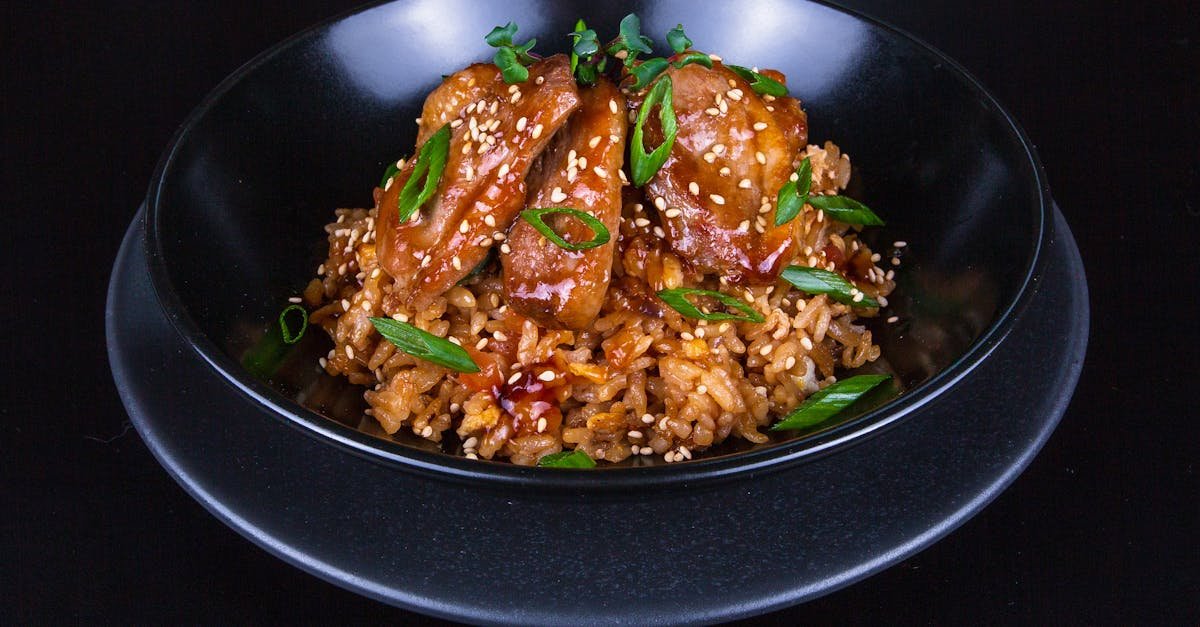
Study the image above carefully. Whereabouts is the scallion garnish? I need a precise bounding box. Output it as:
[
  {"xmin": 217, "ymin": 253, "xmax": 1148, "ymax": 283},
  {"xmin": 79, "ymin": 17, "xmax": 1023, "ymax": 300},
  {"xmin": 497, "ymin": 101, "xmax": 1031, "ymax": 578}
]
[
  {"xmin": 780, "ymin": 266, "xmax": 880, "ymax": 308},
  {"xmin": 606, "ymin": 13, "xmax": 654, "ymax": 68},
  {"xmin": 520, "ymin": 207, "xmax": 611, "ymax": 251},
  {"xmin": 396, "ymin": 124, "xmax": 450, "ymax": 223},
  {"xmin": 770, "ymin": 374, "xmax": 891, "ymax": 430},
  {"xmin": 630, "ymin": 75, "xmax": 677, "ymax": 186},
  {"xmin": 726, "ymin": 64, "xmax": 788, "ymax": 97},
  {"xmin": 569, "ymin": 19, "xmax": 606, "ymax": 86},
  {"xmin": 666, "ymin": 24, "xmax": 691, "ymax": 54},
  {"xmin": 278, "ymin": 304, "xmax": 308, "ymax": 344},
  {"xmin": 656, "ymin": 287, "xmax": 765, "ymax": 323},
  {"xmin": 806, "ymin": 195, "xmax": 886, "ymax": 226},
  {"xmin": 485, "ymin": 22, "xmax": 539, "ymax": 83},
  {"xmin": 626, "ymin": 57, "xmax": 670, "ymax": 92},
  {"xmin": 369, "ymin": 317, "xmax": 480, "ymax": 373},
  {"xmin": 537, "ymin": 450, "xmax": 596, "ymax": 468},
  {"xmin": 379, "ymin": 158, "xmax": 403, "ymax": 189},
  {"xmin": 774, "ymin": 157, "xmax": 812, "ymax": 226},
  {"xmin": 671, "ymin": 51, "xmax": 712, "ymax": 70}
]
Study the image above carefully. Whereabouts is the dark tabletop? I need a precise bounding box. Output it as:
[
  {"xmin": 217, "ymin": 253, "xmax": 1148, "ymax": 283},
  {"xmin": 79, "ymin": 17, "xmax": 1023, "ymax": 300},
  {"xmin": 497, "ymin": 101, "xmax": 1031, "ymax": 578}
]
[{"xmin": 4, "ymin": 0, "xmax": 1197, "ymax": 623}]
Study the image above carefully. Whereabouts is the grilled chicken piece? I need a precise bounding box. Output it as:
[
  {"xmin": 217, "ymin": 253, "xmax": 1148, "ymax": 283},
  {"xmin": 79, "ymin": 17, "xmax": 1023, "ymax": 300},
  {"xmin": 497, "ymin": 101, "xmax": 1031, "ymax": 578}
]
[
  {"xmin": 640, "ymin": 61, "xmax": 808, "ymax": 284},
  {"xmin": 376, "ymin": 56, "xmax": 581, "ymax": 310},
  {"xmin": 501, "ymin": 78, "xmax": 628, "ymax": 329}
]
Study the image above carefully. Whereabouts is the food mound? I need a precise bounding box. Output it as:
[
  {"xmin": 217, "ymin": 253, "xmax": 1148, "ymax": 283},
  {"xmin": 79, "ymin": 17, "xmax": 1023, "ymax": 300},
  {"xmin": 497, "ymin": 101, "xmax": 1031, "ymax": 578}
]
[{"xmin": 295, "ymin": 16, "xmax": 900, "ymax": 467}]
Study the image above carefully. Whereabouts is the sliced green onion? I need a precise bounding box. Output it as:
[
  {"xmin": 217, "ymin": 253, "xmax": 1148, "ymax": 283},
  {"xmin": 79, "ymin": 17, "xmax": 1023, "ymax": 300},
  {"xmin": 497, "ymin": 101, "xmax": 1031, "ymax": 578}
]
[
  {"xmin": 770, "ymin": 374, "xmax": 891, "ymax": 431},
  {"xmin": 627, "ymin": 57, "xmax": 670, "ymax": 91},
  {"xmin": 397, "ymin": 124, "xmax": 450, "ymax": 223},
  {"xmin": 369, "ymin": 317, "xmax": 480, "ymax": 373},
  {"xmin": 630, "ymin": 75, "xmax": 677, "ymax": 186},
  {"xmin": 379, "ymin": 158, "xmax": 404, "ymax": 189},
  {"xmin": 806, "ymin": 195, "xmax": 886, "ymax": 226},
  {"xmin": 671, "ymin": 51, "xmax": 712, "ymax": 70},
  {"xmin": 666, "ymin": 24, "xmax": 692, "ymax": 54},
  {"xmin": 656, "ymin": 287, "xmax": 765, "ymax": 323},
  {"xmin": 774, "ymin": 157, "xmax": 812, "ymax": 226},
  {"xmin": 780, "ymin": 266, "xmax": 880, "ymax": 308},
  {"xmin": 726, "ymin": 64, "xmax": 788, "ymax": 97},
  {"xmin": 520, "ymin": 207, "xmax": 611, "ymax": 251},
  {"xmin": 278, "ymin": 304, "xmax": 308, "ymax": 344},
  {"xmin": 537, "ymin": 450, "xmax": 596, "ymax": 468}
]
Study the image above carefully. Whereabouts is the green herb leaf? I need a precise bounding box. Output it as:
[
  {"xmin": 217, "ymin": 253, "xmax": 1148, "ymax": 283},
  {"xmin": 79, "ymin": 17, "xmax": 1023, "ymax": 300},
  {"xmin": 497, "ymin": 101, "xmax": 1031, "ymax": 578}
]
[
  {"xmin": 521, "ymin": 207, "xmax": 611, "ymax": 251},
  {"xmin": 379, "ymin": 158, "xmax": 404, "ymax": 189},
  {"xmin": 397, "ymin": 124, "xmax": 450, "ymax": 223},
  {"xmin": 607, "ymin": 13, "xmax": 654, "ymax": 67},
  {"xmin": 569, "ymin": 19, "xmax": 606, "ymax": 85},
  {"xmin": 369, "ymin": 317, "xmax": 480, "ymax": 373},
  {"xmin": 627, "ymin": 57, "xmax": 670, "ymax": 91},
  {"xmin": 666, "ymin": 24, "xmax": 691, "ymax": 53},
  {"xmin": 806, "ymin": 195, "xmax": 885, "ymax": 226},
  {"xmin": 278, "ymin": 304, "xmax": 308, "ymax": 345},
  {"xmin": 770, "ymin": 374, "xmax": 891, "ymax": 430},
  {"xmin": 671, "ymin": 51, "xmax": 712, "ymax": 70},
  {"xmin": 774, "ymin": 157, "xmax": 812, "ymax": 226},
  {"xmin": 726, "ymin": 64, "xmax": 788, "ymax": 97},
  {"xmin": 485, "ymin": 22, "xmax": 518, "ymax": 47},
  {"xmin": 780, "ymin": 265, "xmax": 880, "ymax": 308},
  {"xmin": 630, "ymin": 75, "xmax": 677, "ymax": 186},
  {"xmin": 656, "ymin": 287, "xmax": 765, "ymax": 323},
  {"xmin": 537, "ymin": 450, "xmax": 596, "ymax": 468},
  {"xmin": 486, "ymin": 22, "xmax": 537, "ymax": 83}
]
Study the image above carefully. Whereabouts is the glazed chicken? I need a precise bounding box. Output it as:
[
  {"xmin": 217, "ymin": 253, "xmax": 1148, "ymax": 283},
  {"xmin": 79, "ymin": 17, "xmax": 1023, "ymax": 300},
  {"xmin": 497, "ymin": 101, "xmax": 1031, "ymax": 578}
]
[
  {"xmin": 501, "ymin": 77, "xmax": 628, "ymax": 329},
  {"xmin": 639, "ymin": 61, "xmax": 809, "ymax": 285},
  {"xmin": 375, "ymin": 55, "xmax": 581, "ymax": 310}
]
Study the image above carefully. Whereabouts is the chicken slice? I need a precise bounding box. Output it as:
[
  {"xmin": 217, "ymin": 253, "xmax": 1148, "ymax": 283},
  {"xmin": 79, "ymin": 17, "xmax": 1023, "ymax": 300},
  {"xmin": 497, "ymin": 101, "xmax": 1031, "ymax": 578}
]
[
  {"xmin": 501, "ymin": 78, "xmax": 628, "ymax": 329},
  {"xmin": 640, "ymin": 61, "xmax": 808, "ymax": 284},
  {"xmin": 375, "ymin": 56, "xmax": 581, "ymax": 311}
]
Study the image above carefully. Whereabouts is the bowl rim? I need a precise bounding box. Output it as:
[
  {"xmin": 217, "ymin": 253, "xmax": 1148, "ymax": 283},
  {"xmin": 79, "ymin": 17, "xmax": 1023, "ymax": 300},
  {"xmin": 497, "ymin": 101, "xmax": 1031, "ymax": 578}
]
[{"xmin": 141, "ymin": 0, "xmax": 1052, "ymax": 490}]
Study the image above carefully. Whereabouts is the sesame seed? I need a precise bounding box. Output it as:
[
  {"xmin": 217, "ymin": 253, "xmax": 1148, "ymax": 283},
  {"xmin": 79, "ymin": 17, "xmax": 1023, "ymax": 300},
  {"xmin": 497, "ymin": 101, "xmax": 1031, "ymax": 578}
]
[
  {"xmin": 642, "ymin": 413, "xmax": 655, "ymax": 424},
  {"xmin": 345, "ymin": 345, "xmax": 355, "ymax": 359},
  {"xmin": 705, "ymin": 107, "xmax": 720, "ymax": 116},
  {"xmin": 421, "ymin": 255, "xmax": 432, "ymax": 267},
  {"xmin": 719, "ymin": 166, "xmax": 731, "ymax": 177},
  {"xmin": 681, "ymin": 331, "xmax": 694, "ymax": 341},
  {"xmin": 415, "ymin": 117, "xmax": 423, "ymax": 124},
  {"xmin": 891, "ymin": 257, "xmax": 901, "ymax": 266},
  {"xmin": 703, "ymin": 152, "xmax": 717, "ymax": 163},
  {"xmin": 654, "ymin": 196, "xmax": 667, "ymax": 211},
  {"xmin": 801, "ymin": 337, "xmax": 814, "ymax": 350},
  {"xmin": 462, "ymin": 436, "xmax": 477, "ymax": 449},
  {"xmin": 421, "ymin": 425, "xmax": 433, "ymax": 438},
  {"xmin": 507, "ymin": 372, "xmax": 521, "ymax": 384},
  {"xmin": 634, "ymin": 217, "xmax": 651, "ymax": 227},
  {"xmin": 516, "ymin": 117, "xmax": 527, "ymax": 132},
  {"xmin": 536, "ymin": 75, "xmax": 545, "ymax": 85},
  {"xmin": 475, "ymin": 338, "xmax": 489, "ymax": 349},
  {"xmin": 538, "ymin": 370, "xmax": 555, "ymax": 382},
  {"xmin": 566, "ymin": 167, "xmax": 578, "ymax": 183},
  {"xmin": 628, "ymin": 430, "xmax": 643, "ymax": 439},
  {"xmin": 450, "ymin": 118, "xmax": 463, "ymax": 128},
  {"xmin": 894, "ymin": 240, "xmax": 908, "ymax": 248},
  {"xmin": 465, "ymin": 452, "xmax": 478, "ymax": 460},
  {"xmin": 678, "ymin": 446, "xmax": 692, "ymax": 460},
  {"xmin": 383, "ymin": 176, "xmax": 394, "ymax": 191},
  {"xmin": 688, "ymin": 181, "xmax": 700, "ymax": 195},
  {"xmin": 500, "ymin": 243, "xmax": 512, "ymax": 253},
  {"xmin": 459, "ymin": 220, "xmax": 469, "ymax": 234},
  {"xmin": 588, "ymin": 135, "xmax": 602, "ymax": 149},
  {"xmin": 753, "ymin": 121, "xmax": 768, "ymax": 131},
  {"xmin": 785, "ymin": 356, "xmax": 796, "ymax": 370},
  {"xmin": 709, "ymin": 194, "xmax": 726, "ymax": 205},
  {"xmin": 712, "ymin": 143, "xmax": 726, "ymax": 155},
  {"xmin": 888, "ymin": 316, "xmax": 900, "ymax": 323},
  {"xmin": 498, "ymin": 163, "xmax": 510, "ymax": 177},
  {"xmin": 609, "ymin": 99, "xmax": 618, "ymax": 114},
  {"xmin": 696, "ymin": 384, "xmax": 708, "ymax": 394},
  {"xmin": 709, "ymin": 53, "xmax": 722, "ymax": 61},
  {"xmin": 755, "ymin": 151, "xmax": 766, "ymax": 164},
  {"xmin": 665, "ymin": 451, "xmax": 677, "ymax": 463},
  {"xmin": 664, "ymin": 208, "xmax": 681, "ymax": 218},
  {"xmin": 885, "ymin": 270, "xmax": 895, "ymax": 280},
  {"xmin": 341, "ymin": 298, "xmax": 350, "ymax": 310},
  {"xmin": 494, "ymin": 330, "xmax": 508, "ymax": 341},
  {"xmin": 718, "ymin": 322, "xmax": 731, "ymax": 333},
  {"xmin": 550, "ymin": 187, "xmax": 568, "ymax": 203},
  {"xmin": 653, "ymin": 226, "xmax": 665, "ymax": 238},
  {"xmin": 360, "ymin": 300, "xmax": 371, "ymax": 311},
  {"xmin": 452, "ymin": 256, "xmax": 462, "ymax": 270},
  {"xmin": 852, "ymin": 292, "xmax": 864, "ymax": 302},
  {"xmin": 719, "ymin": 101, "xmax": 728, "ymax": 113},
  {"xmin": 593, "ymin": 166, "xmax": 608, "ymax": 178},
  {"xmin": 287, "ymin": 296, "xmax": 302, "ymax": 303},
  {"xmin": 738, "ymin": 178, "xmax": 752, "ymax": 189},
  {"xmin": 536, "ymin": 417, "xmax": 547, "ymax": 432},
  {"xmin": 759, "ymin": 344, "xmax": 773, "ymax": 356},
  {"xmin": 447, "ymin": 336, "xmax": 461, "ymax": 346},
  {"xmin": 870, "ymin": 253, "xmax": 882, "ymax": 263},
  {"xmin": 737, "ymin": 220, "xmax": 750, "ymax": 232},
  {"xmin": 695, "ymin": 327, "xmax": 706, "ymax": 338},
  {"xmin": 532, "ymin": 123, "xmax": 544, "ymax": 139},
  {"xmin": 726, "ymin": 89, "xmax": 743, "ymax": 101}
]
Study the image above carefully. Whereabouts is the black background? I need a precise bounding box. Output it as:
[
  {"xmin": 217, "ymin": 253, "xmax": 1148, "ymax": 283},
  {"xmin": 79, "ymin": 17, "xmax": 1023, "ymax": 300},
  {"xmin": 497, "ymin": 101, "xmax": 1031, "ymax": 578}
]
[{"xmin": 4, "ymin": 0, "xmax": 1197, "ymax": 623}]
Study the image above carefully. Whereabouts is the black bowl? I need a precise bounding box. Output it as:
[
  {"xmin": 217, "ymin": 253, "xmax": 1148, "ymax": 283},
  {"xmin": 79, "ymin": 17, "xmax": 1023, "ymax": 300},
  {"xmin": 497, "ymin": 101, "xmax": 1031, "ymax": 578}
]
[{"xmin": 145, "ymin": 0, "xmax": 1049, "ymax": 488}]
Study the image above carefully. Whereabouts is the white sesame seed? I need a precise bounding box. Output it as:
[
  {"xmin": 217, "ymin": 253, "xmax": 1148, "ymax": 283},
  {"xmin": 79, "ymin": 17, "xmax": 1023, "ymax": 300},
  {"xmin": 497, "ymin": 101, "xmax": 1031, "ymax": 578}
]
[
  {"xmin": 538, "ymin": 370, "xmax": 555, "ymax": 382},
  {"xmin": 688, "ymin": 181, "xmax": 700, "ymax": 195},
  {"xmin": 886, "ymin": 270, "xmax": 895, "ymax": 280},
  {"xmin": 654, "ymin": 196, "xmax": 667, "ymax": 211},
  {"xmin": 681, "ymin": 331, "xmax": 695, "ymax": 341},
  {"xmin": 465, "ymin": 452, "xmax": 478, "ymax": 460},
  {"xmin": 498, "ymin": 163, "xmax": 510, "ymax": 177},
  {"xmin": 421, "ymin": 255, "xmax": 432, "ymax": 267},
  {"xmin": 755, "ymin": 151, "xmax": 766, "ymax": 164},
  {"xmin": 696, "ymin": 384, "xmax": 708, "ymax": 394},
  {"xmin": 737, "ymin": 220, "xmax": 750, "ymax": 232},
  {"xmin": 891, "ymin": 257, "xmax": 901, "ymax": 266},
  {"xmin": 634, "ymin": 217, "xmax": 651, "ymax": 227},
  {"xmin": 475, "ymin": 338, "xmax": 489, "ymax": 350},
  {"xmin": 593, "ymin": 166, "xmax": 608, "ymax": 178},
  {"xmin": 493, "ymin": 330, "xmax": 508, "ymax": 341},
  {"xmin": 447, "ymin": 336, "xmax": 461, "ymax": 346},
  {"xmin": 678, "ymin": 446, "xmax": 692, "ymax": 460},
  {"xmin": 642, "ymin": 413, "xmax": 655, "ymax": 424},
  {"xmin": 609, "ymin": 99, "xmax": 618, "ymax": 114},
  {"xmin": 653, "ymin": 226, "xmax": 665, "ymax": 238},
  {"xmin": 452, "ymin": 256, "xmax": 462, "ymax": 270},
  {"xmin": 719, "ymin": 100, "xmax": 728, "ymax": 113},
  {"xmin": 421, "ymin": 425, "xmax": 433, "ymax": 438},
  {"xmin": 703, "ymin": 152, "xmax": 717, "ymax": 163},
  {"xmin": 500, "ymin": 243, "xmax": 512, "ymax": 254},
  {"xmin": 465, "ymin": 165, "xmax": 474, "ymax": 181},
  {"xmin": 870, "ymin": 253, "xmax": 882, "ymax": 263},
  {"xmin": 628, "ymin": 430, "xmax": 643, "ymax": 439},
  {"xmin": 484, "ymin": 214, "xmax": 496, "ymax": 227},
  {"xmin": 705, "ymin": 107, "xmax": 720, "ymax": 116},
  {"xmin": 718, "ymin": 322, "xmax": 731, "ymax": 333},
  {"xmin": 712, "ymin": 143, "xmax": 726, "ymax": 156},
  {"xmin": 507, "ymin": 372, "xmax": 521, "ymax": 385},
  {"xmin": 287, "ymin": 296, "xmax": 302, "ymax": 304},
  {"xmin": 709, "ymin": 194, "xmax": 725, "ymax": 205},
  {"xmin": 459, "ymin": 220, "xmax": 469, "ymax": 234},
  {"xmin": 536, "ymin": 417, "xmax": 547, "ymax": 432},
  {"xmin": 345, "ymin": 345, "xmax": 355, "ymax": 359},
  {"xmin": 726, "ymin": 89, "xmax": 743, "ymax": 101},
  {"xmin": 738, "ymin": 178, "xmax": 752, "ymax": 189},
  {"xmin": 536, "ymin": 75, "xmax": 545, "ymax": 85},
  {"xmin": 760, "ymin": 344, "xmax": 773, "ymax": 356},
  {"xmin": 550, "ymin": 187, "xmax": 567, "ymax": 203},
  {"xmin": 753, "ymin": 122, "xmax": 768, "ymax": 131},
  {"xmin": 510, "ymin": 91, "xmax": 521, "ymax": 104},
  {"xmin": 852, "ymin": 292, "xmax": 864, "ymax": 302},
  {"xmin": 532, "ymin": 123, "xmax": 544, "ymax": 139},
  {"xmin": 462, "ymin": 436, "xmax": 477, "ymax": 449},
  {"xmin": 894, "ymin": 241, "xmax": 908, "ymax": 248},
  {"xmin": 516, "ymin": 117, "xmax": 527, "ymax": 132},
  {"xmin": 664, "ymin": 208, "xmax": 681, "ymax": 219},
  {"xmin": 588, "ymin": 135, "xmax": 602, "ymax": 149},
  {"xmin": 340, "ymin": 298, "xmax": 350, "ymax": 311}
]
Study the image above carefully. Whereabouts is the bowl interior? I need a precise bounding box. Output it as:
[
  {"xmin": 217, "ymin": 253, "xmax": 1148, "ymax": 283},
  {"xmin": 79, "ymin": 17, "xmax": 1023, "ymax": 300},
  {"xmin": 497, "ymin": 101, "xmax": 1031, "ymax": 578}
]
[{"xmin": 148, "ymin": 0, "xmax": 1045, "ymax": 475}]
